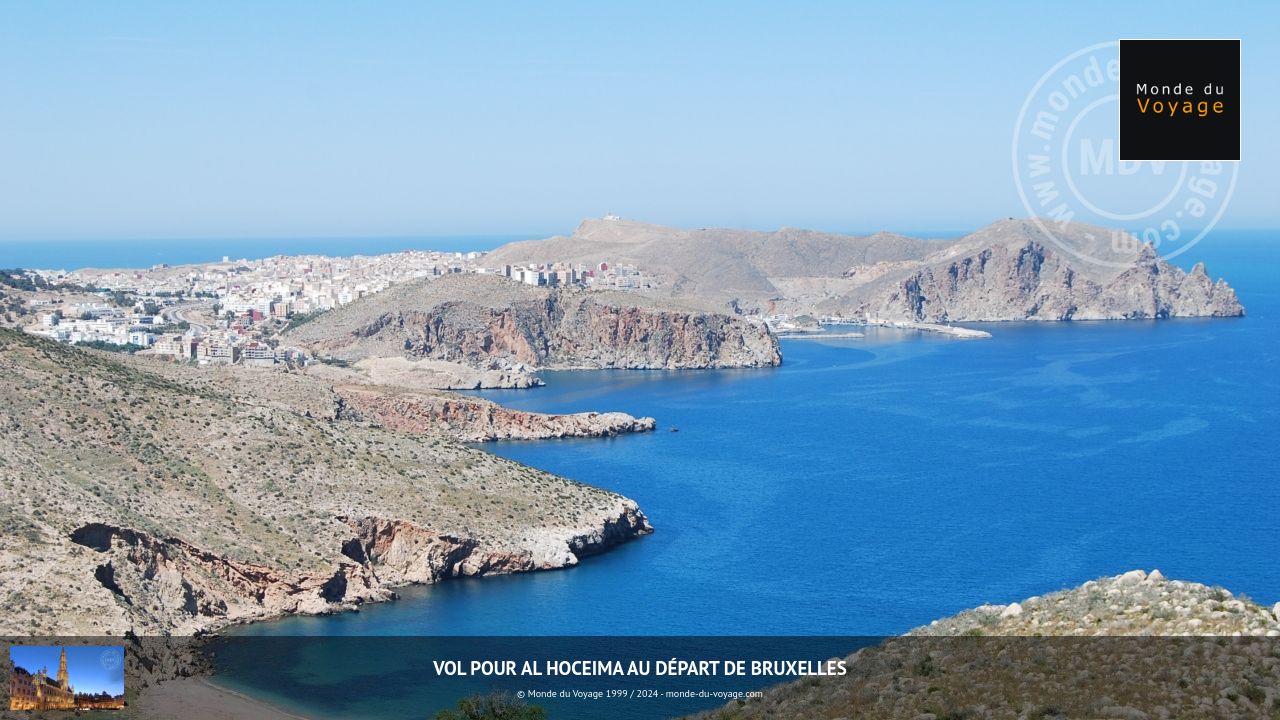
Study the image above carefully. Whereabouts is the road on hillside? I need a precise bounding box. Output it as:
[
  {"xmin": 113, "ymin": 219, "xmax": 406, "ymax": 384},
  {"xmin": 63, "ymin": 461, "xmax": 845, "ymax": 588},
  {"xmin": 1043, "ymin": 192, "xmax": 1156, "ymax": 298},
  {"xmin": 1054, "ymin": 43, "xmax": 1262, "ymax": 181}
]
[{"xmin": 165, "ymin": 303, "xmax": 211, "ymax": 335}]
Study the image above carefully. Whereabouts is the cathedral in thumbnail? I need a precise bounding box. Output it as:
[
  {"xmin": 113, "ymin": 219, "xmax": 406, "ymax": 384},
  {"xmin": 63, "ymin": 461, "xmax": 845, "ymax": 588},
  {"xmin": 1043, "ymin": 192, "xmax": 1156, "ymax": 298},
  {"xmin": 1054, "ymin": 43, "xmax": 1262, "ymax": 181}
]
[{"xmin": 9, "ymin": 647, "xmax": 75, "ymax": 710}]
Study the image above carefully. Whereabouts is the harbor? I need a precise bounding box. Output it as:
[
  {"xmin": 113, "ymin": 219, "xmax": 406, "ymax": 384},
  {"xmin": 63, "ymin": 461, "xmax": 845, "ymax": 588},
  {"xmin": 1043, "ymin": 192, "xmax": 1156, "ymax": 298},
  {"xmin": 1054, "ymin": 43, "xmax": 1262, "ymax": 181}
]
[
  {"xmin": 776, "ymin": 331, "xmax": 865, "ymax": 339},
  {"xmin": 819, "ymin": 315, "xmax": 992, "ymax": 339}
]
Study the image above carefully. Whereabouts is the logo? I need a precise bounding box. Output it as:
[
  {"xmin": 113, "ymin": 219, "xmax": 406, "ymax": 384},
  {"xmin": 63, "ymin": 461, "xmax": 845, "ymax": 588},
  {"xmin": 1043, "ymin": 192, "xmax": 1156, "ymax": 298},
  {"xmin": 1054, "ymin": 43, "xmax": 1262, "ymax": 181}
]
[
  {"xmin": 1119, "ymin": 39, "xmax": 1240, "ymax": 161},
  {"xmin": 1012, "ymin": 41, "xmax": 1237, "ymax": 268},
  {"xmin": 100, "ymin": 646, "xmax": 124, "ymax": 671}
]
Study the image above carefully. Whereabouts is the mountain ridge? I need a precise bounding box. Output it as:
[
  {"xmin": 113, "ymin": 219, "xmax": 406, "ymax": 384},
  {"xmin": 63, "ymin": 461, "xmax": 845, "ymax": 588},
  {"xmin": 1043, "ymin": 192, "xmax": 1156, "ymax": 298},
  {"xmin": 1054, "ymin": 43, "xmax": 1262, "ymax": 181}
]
[{"xmin": 485, "ymin": 217, "xmax": 1245, "ymax": 321}]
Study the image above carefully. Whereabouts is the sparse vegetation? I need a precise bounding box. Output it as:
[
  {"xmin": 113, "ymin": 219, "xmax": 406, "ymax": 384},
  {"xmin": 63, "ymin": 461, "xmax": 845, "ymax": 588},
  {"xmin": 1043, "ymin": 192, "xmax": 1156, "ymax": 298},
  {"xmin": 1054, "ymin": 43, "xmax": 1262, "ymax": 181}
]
[
  {"xmin": 0, "ymin": 328, "xmax": 648, "ymax": 637},
  {"xmin": 433, "ymin": 693, "xmax": 545, "ymax": 720}
]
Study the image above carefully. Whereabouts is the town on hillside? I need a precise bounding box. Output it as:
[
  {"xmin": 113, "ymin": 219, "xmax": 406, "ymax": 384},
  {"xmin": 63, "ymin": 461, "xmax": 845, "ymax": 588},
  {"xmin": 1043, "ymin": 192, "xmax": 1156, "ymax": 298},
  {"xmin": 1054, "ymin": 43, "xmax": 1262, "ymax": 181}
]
[{"xmin": 7, "ymin": 230, "xmax": 659, "ymax": 368}]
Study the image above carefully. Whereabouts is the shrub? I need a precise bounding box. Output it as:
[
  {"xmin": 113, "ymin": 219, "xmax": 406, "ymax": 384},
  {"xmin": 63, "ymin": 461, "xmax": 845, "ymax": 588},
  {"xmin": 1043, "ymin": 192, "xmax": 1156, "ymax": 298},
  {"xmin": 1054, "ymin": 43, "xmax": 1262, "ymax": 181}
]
[{"xmin": 433, "ymin": 693, "xmax": 546, "ymax": 720}]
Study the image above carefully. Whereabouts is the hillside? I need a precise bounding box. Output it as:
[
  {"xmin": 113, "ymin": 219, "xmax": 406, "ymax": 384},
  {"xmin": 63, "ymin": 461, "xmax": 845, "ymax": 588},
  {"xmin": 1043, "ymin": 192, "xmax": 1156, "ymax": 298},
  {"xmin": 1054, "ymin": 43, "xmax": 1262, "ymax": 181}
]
[
  {"xmin": 825, "ymin": 219, "xmax": 1245, "ymax": 321},
  {"xmin": 697, "ymin": 570, "xmax": 1280, "ymax": 719},
  {"xmin": 285, "ymin": 272, "xmax": 781, "ymax": 369},
  {"xmin": 485, "ymin": 218, "xmax": 1244, "ymax": 321},
  {"xmin": 484, "ymin": 218, "xmax": 950, "ymax": 301},
  {"xmin": 0, "ymin": 330, "xmax": 651, "ymax": 636}
]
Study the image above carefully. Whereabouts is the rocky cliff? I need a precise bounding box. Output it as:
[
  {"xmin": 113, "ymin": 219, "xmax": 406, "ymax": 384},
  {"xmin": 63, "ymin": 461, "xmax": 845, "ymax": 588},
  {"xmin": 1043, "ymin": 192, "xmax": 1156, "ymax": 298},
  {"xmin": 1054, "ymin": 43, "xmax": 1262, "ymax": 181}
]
[
  {"xmin": 0, "ymin": 329, "xmax": 652, "ymax": 637},
  {"xmin": 286, "ymin": 273, "xmax": 781, "ymax": 369},
  {"xmin": 831, "ymin": 220, "xmax": 1245, "ymax": 322},
  {"xmin": 336, "ymin": 385, "xmax": 655, "ymax": 442},
  {"xmin": 61, "ymin": 506, "xmax": 652, "ymax": 636},
  {"xmin": 480, "ymin": 217, "xmax": 1245, "ymax": 323},
  {"xmin": 697, "ymin": 571, "xmax": 1280, "ymax": 719}
]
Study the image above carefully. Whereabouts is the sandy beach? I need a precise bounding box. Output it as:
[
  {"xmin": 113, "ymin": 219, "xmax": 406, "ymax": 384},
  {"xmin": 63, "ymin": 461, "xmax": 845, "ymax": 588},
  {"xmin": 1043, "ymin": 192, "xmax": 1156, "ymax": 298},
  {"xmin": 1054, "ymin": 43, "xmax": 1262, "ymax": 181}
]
[{"xmin": 133, "ymin": 678, "xmax": 313, "ymax": 720}]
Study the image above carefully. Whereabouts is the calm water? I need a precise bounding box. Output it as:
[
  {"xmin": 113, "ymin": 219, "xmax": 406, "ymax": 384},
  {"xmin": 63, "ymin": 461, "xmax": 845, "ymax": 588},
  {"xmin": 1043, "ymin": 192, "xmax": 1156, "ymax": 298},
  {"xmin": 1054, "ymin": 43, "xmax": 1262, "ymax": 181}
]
[
  {"xmin": 0, "ymin": 235, "xmax": 530, "ymax": 270},
  {"xmin": 216, "ymin": 231, "xmax": 1280, "ymax": 718}
]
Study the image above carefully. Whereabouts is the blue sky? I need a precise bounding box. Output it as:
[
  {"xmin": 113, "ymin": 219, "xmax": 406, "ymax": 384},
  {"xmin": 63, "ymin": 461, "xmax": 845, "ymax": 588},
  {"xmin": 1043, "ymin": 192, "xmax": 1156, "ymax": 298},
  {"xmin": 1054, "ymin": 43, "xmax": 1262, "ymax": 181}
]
[
  {"xmin": 0, "ymin": 1, "xmax": 1276, "ymax": 241},
  {"xmin": 9, "ymin": 645, "xmax": 125, "ymax": 695}
]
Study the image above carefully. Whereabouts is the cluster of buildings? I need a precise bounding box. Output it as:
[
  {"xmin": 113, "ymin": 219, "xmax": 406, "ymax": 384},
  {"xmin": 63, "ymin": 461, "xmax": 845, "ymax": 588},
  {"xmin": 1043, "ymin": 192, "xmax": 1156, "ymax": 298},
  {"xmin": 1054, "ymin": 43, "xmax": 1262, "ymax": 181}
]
[
  {"xmin": 32, "ymin": 237, "xmax": 661, "ymax": 320},
  {"xmin": 39, "ymin": 249, "xmax": 491, "ymax": 318},
  {"xmin": 149, "ymin": 306, "xmax": 308, "ymax": 367},
  {"xmin": 24, "ymin": 303, "xmax": 164, "ymax": 348},
  {"xmin": 151, "ymin": 332, "xmax": 306, "ymax": 367},
  {"xmin": 8, "ymin": 648, "xmax": 124, "ymax": 711},
  {"xmin": 21, "ymin": 299, "xmax": 308, "ymax": 368},
  {"xmin": 23, "ymin": 233, "xmax": 663, "ymax": 365},
  {"xmin": 498, "ymin": 261, "xmax": 657, "ymax": 290}
]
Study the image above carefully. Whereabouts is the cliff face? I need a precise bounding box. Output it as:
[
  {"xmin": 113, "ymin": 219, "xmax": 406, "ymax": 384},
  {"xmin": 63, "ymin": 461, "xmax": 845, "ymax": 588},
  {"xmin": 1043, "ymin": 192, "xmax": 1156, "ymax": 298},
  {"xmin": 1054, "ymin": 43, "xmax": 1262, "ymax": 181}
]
[
  {"xmin": 69, "ymin": 523, "xmax": 392, "ymax": 634},
  {"xmin": 336, "ymin": 385, "xmax": 656, "ymax": 442},
  {"xmin": 288, "ymin": 274, "xmax": 781, "ymax": 369},
  {"xmin": 479, "ymin": 217, "xmax": 1245, "ymax": 324},
  {"xmin": 341, "ymin": 508, "xmax": 651, "ymax": 586},
  {"xmin": 66, "ymin": 508, "xmax": 653, "ymax": 635},
  {"xmin": 844, "ymin": 237, "xmax": 1244, "ymax": 322}
]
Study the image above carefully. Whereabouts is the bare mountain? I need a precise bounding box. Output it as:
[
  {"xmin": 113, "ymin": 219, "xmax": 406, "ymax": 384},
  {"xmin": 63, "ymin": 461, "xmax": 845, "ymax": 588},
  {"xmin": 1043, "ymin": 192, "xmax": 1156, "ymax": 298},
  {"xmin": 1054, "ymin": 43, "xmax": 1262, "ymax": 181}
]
[
  {"xmin": 485, "ymin": 218, "xmax": 950, "ymax": 300},
  {"xmin": 485, "ymin": 218, "xmax": 1244, "ymax": 321}
]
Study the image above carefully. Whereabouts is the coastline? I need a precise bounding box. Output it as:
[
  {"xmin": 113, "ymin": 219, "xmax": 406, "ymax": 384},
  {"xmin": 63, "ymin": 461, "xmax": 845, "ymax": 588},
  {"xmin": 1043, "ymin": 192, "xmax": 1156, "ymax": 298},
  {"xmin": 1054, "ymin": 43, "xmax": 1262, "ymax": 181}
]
[{"xmin": 135, "ymin": 677, "xmax": 316, "ymax": 720}]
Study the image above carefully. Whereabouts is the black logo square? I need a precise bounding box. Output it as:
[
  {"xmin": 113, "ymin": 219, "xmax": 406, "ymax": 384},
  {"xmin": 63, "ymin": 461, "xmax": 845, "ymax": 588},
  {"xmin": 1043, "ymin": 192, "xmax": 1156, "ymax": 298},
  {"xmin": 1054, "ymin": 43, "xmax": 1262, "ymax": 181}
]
[{"xmin": 1119, "ymin": 39, "xmax": 1240, "ymax": 161}]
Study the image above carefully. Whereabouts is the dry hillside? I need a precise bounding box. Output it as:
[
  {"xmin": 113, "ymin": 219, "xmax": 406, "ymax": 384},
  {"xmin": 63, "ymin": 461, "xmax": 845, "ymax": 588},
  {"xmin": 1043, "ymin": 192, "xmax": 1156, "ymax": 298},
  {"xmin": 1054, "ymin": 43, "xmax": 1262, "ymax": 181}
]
[{"xmin": 0, "ymin": 330, "xmax": 650, "ymax": 636}]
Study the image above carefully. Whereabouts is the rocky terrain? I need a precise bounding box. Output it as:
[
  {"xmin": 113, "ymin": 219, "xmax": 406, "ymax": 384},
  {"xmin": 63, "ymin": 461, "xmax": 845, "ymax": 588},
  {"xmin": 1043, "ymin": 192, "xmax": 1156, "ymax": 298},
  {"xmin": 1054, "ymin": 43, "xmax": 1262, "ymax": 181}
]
[
  {"xmin": 309, "ymin": 355, "xmax": 545, "ymax": 390},
  {"xmin": 485, "ymin": 218, "xmax": 1244, "ymax": 322},
  {"xmin": 0, "ymin": 329, "xmax": 652, "ymax": 637},
  {"xmin": 825, "ymin": 220, "xmax": 1245, "ymax": 322},
  {"xmin": 697, "ymin": 570, "xmax": 1280, "ymax": 719},
  {"xmin": 485, "ymin": 218, "xmax": 949, "ymax": 301},
  {"xmin": 335, "ymin": 384, "xmax": 657, "ymax": 442},
  {"xmin": 285, "ymin": 273, "xmax": 781, "ymax": 369}
]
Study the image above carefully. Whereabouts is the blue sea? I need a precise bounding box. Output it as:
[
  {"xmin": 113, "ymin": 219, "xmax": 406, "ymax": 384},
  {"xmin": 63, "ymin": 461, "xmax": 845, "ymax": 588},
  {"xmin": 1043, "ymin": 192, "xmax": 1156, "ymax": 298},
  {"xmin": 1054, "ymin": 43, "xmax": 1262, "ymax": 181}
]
[
  {"xmin": 202, "ymin": 230, "xmax": 1280, "ymax": 719},
  {"xmin": 0, "ymin": 235, "xmax": 532, "ymax": 270},
  {"xmin": 25, "ymin": 230, "xmax": 1274, "ymax": 717}
]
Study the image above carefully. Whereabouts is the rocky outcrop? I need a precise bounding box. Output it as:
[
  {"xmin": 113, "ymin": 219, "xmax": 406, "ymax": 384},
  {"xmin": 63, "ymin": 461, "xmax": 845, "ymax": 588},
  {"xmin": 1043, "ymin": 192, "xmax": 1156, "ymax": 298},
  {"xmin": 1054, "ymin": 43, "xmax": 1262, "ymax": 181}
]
[
  {"xmin": 335, "ymin": 385, "xmax": 656, "ymax": 441},
  {"xmin": 913, "ymin": 569, "xmax": 1278, "ymax": 637},
  {"xmin": 340, "ymin": 508, "xmax": 651, "ymax": 586},
  {"xmin": 287, "ymin": 274, "xmax": 781, "ymax": 369},
  {"xmin": 68, "ymin": 507, "xmax": 653, "ymax": 634},
  {"xmin": 696, "ymin": 571, "xmax": 1280, "ymax": 720},
  {"xmin": 833, "ymin": 221, "xmax": 1245, "ymax": 322},
  {"xmin": 69, "ymin": 523, "xmax": 392, "ymax": 634}
]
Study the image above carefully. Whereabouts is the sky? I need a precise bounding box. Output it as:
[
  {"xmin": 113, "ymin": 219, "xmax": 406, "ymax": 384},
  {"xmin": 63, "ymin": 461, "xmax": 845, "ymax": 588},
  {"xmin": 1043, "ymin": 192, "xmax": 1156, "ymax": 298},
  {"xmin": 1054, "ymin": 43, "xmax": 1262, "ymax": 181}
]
[
  {"xmin": 8, "ymin": 645, "xmax": 125, "ymax": 695},
  {"xmin": 0, "ymin": 1, "xmax": 1276, "ymax": 242}
]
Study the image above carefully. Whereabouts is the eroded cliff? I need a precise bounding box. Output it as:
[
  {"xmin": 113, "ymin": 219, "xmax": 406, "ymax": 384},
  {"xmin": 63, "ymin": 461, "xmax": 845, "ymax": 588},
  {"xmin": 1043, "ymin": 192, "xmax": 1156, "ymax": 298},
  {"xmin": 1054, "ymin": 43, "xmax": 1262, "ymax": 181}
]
[
  {"xmin": 834, "ymin": 222, "xmax": 1245, "ymax": 322},
  {"xmin": 286, "ymin": 274, "xmax": 781, "ymax": 369}
]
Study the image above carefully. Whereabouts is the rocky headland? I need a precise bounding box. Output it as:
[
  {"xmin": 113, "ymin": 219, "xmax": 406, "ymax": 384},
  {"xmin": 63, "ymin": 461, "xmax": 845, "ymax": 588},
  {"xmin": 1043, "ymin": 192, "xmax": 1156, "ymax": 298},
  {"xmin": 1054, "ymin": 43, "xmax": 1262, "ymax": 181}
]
[
  {"xmin": 828, "ymin": 220, "xmax": 1245, "ymax": 322},
  {"xmin": 0, "ymin": 329, "xmax": 652, "ymax": 638},
  {"xmin": 285, "ymin": 273, "xmax": 781, "ymax": 370},
  {"xmin": 484, "ymin": 218, "xmax": 1244, "ymax": 323},
  {"xmin": 697, "ymin": 570, "xmax": 1280, "ymax": 719},
  {"xmin": 335, "ymin": 384, "xmax": 656, "ymax": 442}
]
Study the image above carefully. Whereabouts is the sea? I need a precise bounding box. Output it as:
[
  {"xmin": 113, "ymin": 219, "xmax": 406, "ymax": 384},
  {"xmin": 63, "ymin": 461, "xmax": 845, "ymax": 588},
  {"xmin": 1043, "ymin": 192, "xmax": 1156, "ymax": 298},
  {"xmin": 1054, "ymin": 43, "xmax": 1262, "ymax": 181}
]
[
  {"xmin": 14, "ymin": 231, "xmax": 1278, "ymax": 718},
  {"xmin": 0, "ymin": 235, "xmax": 531, "ymax": 270}
]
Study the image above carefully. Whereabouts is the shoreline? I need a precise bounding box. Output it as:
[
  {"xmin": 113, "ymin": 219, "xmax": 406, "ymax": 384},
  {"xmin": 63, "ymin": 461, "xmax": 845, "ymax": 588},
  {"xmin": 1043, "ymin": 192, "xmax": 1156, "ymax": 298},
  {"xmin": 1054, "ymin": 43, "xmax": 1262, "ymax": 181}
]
[{"xmin": 135, "ymin": 677, "xmax": 316, "ymax": 720}]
